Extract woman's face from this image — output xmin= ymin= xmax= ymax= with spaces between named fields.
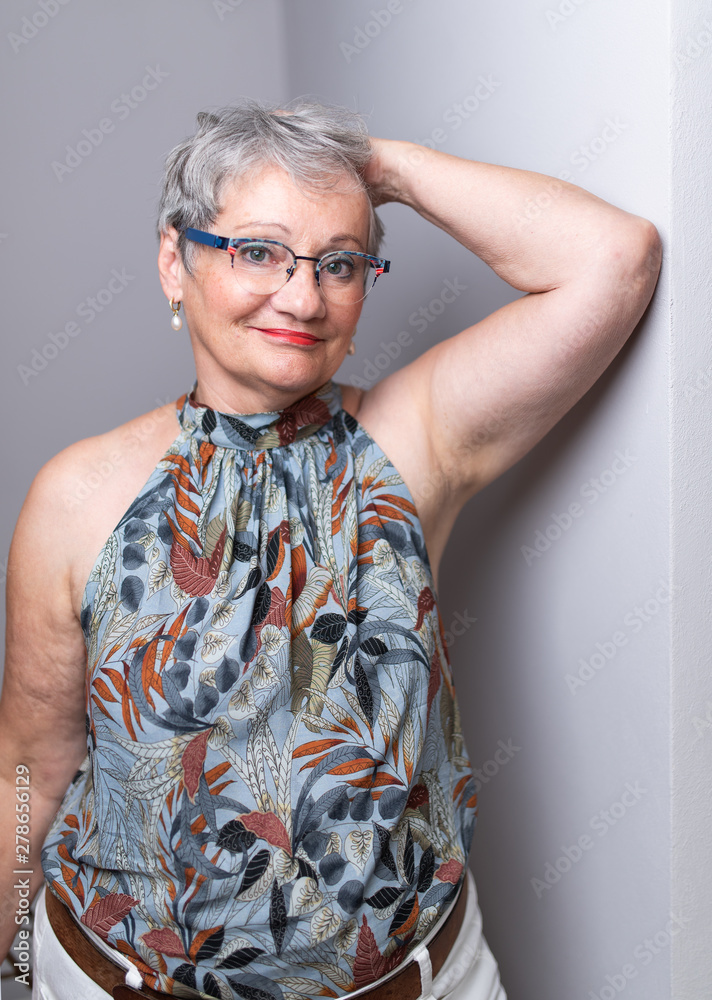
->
xmin=160 ymin=164 xmax=372 ymax=405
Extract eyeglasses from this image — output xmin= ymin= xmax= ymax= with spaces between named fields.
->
xmin=183 ymin=227 xmax=390 ymax=305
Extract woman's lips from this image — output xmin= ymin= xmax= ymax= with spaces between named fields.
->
xmin=254 ymin=327 xmax=320 ymax=345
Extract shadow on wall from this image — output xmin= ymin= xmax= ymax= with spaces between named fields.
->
xmin=439 ymin=328 xmax=649 ymax=992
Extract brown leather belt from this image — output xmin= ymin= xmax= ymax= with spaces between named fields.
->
xmin=44 ymin=889 xmax=164 ymax=1000
xmin=45 ymin=880 xmax=467 ymax=1000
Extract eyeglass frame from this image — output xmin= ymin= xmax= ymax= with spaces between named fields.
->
xmin=182 ymin=227 xmax=391 ymax=300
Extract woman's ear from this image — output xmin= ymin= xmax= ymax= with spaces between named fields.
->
xmin=157 ymin=227 xmax=186 ymax=302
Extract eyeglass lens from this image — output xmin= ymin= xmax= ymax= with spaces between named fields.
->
xmin=231 ymin=242 xmax=378 ymax=303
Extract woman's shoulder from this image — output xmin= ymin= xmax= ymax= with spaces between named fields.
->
xmin=31 ymin=399 xmax=180 ymax=506
xmin=20 ymin=398 xmax=182 ymax=619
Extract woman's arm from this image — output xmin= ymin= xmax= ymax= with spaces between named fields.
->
xmin=366 ymin=138 xmax=660 ymax=292
xmin=0 ymin=457 xmax=89 ymax=960
xmin=362 ymin=139 xmax=662 ymax=501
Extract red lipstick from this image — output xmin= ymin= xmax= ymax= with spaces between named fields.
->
xmin=255 ymin=327 xmax=320 ymax=346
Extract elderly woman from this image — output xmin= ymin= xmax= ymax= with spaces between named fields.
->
xmin=0 ymin=100 xmax=660 ymax=1000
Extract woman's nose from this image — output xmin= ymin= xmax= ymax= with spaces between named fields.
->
xmin=269 ymin=260 xmax=326 ymax=318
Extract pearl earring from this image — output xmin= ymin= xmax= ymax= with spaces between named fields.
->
xmin=169 ymin=298 xmax=183 ymax=331
xmin=347 ymin=339 xmax=356 ymax=355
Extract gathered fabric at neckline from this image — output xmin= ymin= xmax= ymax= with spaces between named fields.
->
xmin=176 ymin=377 xmax=344 ymax=450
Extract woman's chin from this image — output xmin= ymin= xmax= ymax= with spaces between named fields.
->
xmin=215 ymin=354 xmax=338 ymax=392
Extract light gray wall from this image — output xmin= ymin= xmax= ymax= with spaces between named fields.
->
xmin=2 ymin=2 xmax=700 ymax=998
xmin=670 ymin=1 xmax=712 ymax=997
xmin=0 ymin=0 xmax=287 ymax=550
xmin=284 ymin=4 xmax=671 ymax=1000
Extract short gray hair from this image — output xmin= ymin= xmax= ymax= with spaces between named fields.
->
xmin=156 ymin=98 xmax=385 ymax=273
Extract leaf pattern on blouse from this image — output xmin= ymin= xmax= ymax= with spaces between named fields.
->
xmin=41 ymin=377 xmax=477 ymax=999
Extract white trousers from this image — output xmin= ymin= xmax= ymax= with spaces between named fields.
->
xmin=32 ymin=872 xmax=507 ymax=1000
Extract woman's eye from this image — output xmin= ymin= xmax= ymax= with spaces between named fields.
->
xmin=325 ymin=256 xmax=355 ymax=277
xmin=237 ymin=244 xmax=275 ymax=265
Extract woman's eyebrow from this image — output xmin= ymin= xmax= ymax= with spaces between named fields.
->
xmin=327 ymin=233 xmax=366 ymax=250
xmin=227 ymin=222 xmax=366 ymax=251
xmin=231 ymin=220 xmax=291 ymax=234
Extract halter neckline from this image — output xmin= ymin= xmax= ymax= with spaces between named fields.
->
xmin=175 ymin=378 xmax=343 ymax=450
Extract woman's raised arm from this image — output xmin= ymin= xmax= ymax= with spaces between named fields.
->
xmin=361 ymin=139 xmax=662 ymax=504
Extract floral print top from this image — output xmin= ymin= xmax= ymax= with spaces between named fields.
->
xmin=41 ymin=377 xmax=477 ymax=1000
